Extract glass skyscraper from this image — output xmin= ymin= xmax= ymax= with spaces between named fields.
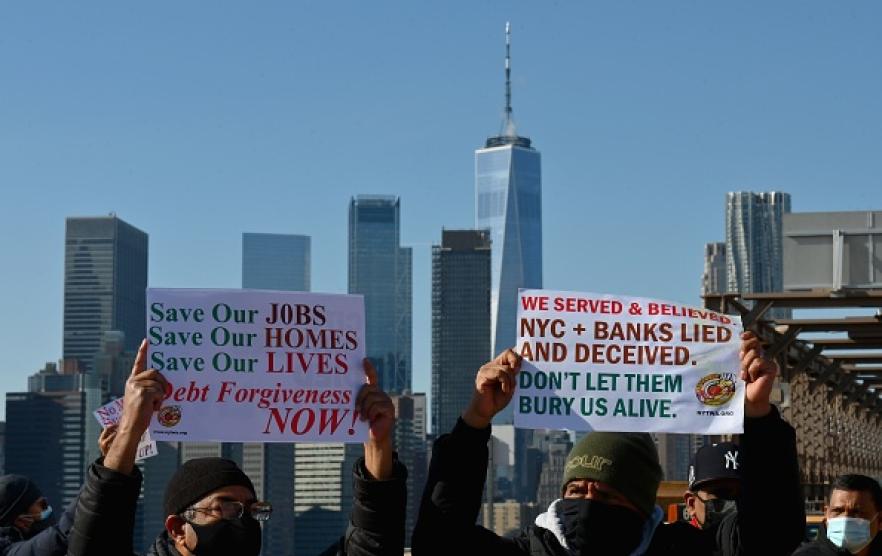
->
xmin=348 ymin=195 xmax=412 ymax=394
xmin=475 ymin=23 xmax=542 ymax=420
xmin=242 ymin=233 xmax=310 ymax=291
xmin=431 ymin=230 xmax=491 ymax=436
xmin=63 ymin=216 xmax=148 ymax=372
xmin=725 ymin=191 xmax=791 ymax=318
xmin=239 ymin=232 xmax=313 ymax=555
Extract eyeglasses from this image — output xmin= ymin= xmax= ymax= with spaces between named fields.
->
xmin=183 ymin=501 xmax=272 ymax=522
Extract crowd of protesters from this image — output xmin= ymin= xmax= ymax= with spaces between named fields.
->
xmin=1 ymin=332 xmax=880 ymax=555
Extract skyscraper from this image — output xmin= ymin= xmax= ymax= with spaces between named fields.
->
xmin=240 ymin=232 xmax=311 ymax=555
xmin=242 ymin=233 xmax=310 ymax=291
xmin=475 ymin=23 xmax=542 ymax=365
xmin=6 ymin=363 xmax=102 ymax=507
xmin=431 ymin=230 xmax=491 ymax=436
xmin=475 ymin=26 xmax=541 ymax=499
xmin=391 ymin=391 xmax=428 ymax=543
xmin=63 ymin=216 xmax=148 ymax=372
xmin=702 ymin=242 xmax=727 ymax=296
xmin=725 ymin=192 xmax=791 ymax=318
xmin=348 ymin=195 xmax=412 ymax=394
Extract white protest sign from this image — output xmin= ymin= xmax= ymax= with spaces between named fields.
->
xmin=93 ymin=398 xmax=158 ymax=461
xmin=145 ymin=289 xmax=368 ymax=443
xmin=515 ymin=289 xmax=744 ymax=434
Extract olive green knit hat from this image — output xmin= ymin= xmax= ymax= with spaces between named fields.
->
xmin=561 ymin=431 xmax=663 ymax=516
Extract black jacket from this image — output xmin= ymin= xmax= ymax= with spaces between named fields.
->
xmin=0 ymin=496 xmax=77 ymax=556
xmin=66 ymin=456 xmax=407 ymax=556
xmin=792 ymin=535 xmax=882 ymax=556
xmin=412 ymin=406 xmax=804 ymax=556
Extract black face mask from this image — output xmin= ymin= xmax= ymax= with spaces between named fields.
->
xmin=559 ymin=498 xmax=646 ymax=556
xmin=699 ymin=498 xmax=737 ymax=530
xmin=188 ymin=516 xmax=262 ymax=556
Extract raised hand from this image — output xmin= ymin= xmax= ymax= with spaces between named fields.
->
xmin=356 ymin=358 xmax=396 ymax=480
xmin=105 ymin=339 xmax=169 ymax=474
xmin=462 ymin=348 xmax=522 ymax=429
xmin=740 ymin=331 xmax=778 ymax=418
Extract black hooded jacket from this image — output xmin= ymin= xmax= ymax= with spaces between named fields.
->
xmin=412 ymin=406 xmax=804 ymax=556
xmin=66 ymin=456 xmax=407 ymax=556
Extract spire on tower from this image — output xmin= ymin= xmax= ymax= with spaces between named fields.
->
xmin=486 ymin=22 xmax=531 ymax=148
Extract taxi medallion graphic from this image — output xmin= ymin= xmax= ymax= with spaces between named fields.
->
xmin=158 ymin=405 xmax=182 ymax=428
xmin=695 ymin=373 xmax=736 ymax=406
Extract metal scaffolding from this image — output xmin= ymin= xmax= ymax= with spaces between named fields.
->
xmin=703 ymin=289 xmax=882 ymax=502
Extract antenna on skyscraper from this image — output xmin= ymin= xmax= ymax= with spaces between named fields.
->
xmin=502 ymin=22 xmax=516 ymax=137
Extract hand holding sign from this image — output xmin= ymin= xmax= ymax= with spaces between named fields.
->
xmin=106 ymin=339 xmax=169 ymax=475
xmin=357 ymin=359 xmax=396 ymax=480
xmin=740 ymin=331 xmax=778 ymax=418
xmin=462 ymin=349 xmax=523 ymax=429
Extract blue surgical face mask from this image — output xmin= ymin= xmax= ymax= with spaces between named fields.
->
xmin=827 ymin=516 xmax=874 ymax=554
xmin=38 ymin=506 xmax=52 ymax=521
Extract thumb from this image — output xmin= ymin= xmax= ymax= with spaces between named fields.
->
xmin=363 ymin=358 xmax=379 ymax=387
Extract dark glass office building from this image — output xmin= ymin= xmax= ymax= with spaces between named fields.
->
xmin=63 ymin=216 xmax=148 ymax=371
xmin=431 ymin=230 xmax=491 ymax=436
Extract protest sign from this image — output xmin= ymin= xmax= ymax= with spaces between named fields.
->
xmin=145 ymin=288 xmax=368 ymax=443
xmin=515 ymin=289 xmax=744 ymax=434
xmin=93 ymin=398 xmax=158 ymax=461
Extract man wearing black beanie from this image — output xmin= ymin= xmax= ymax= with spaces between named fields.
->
xmin=67 ymin=339 xmax=407 ymax=556
xmin=412 ymin=331 xmax=804 ymax=556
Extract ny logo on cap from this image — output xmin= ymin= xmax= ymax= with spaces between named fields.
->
xmin=724 ymin=450 xmax=739 ymax=470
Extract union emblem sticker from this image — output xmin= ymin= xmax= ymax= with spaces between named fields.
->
xmin=158 ymin=405 xmax=182 ymax=428
xmin=694 ymin=373 xmax=736 ymax=406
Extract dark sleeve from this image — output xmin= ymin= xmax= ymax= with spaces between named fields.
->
xmin=336 ymin=456 xmax=408 ymax=556
xmin=410 ymin=418 xmax=526 ymax=556
xmin=1 ymin=492 xmax=81 ymax=556
xmin=66 ymin=458 xmax=142 ymax=556
xmin=723 ymin=405 xmax=804 ymax=556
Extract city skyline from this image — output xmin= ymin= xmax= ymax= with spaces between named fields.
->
xmin=2 ymin=2 xmax=882 ymax=419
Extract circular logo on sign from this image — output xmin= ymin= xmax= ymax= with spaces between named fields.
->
xmin=158 ymin=405 xmax=182 ymax=428
xmin=695 ymin=373 xmax=736 ymax=406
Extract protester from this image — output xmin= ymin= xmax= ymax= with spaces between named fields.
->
xmin=0 ymin=474 xmax=76 ymax=556
xmin=412 ymin=331 xmax=805 ymax=556
xmin=683 ymin=441 xmax=741 ymax=530
xmin=67 ymin=338 xmax=407 ymax=556
xmin=793 ymin=474 xmax=882 ymax=556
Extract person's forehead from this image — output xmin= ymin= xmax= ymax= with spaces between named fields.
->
xmin=829 ymin=489 xmax=877 ymax=511
xmin=197 ymin=485 xmax=254 ymax=505
xmin=567 ymin=479 xmax=622 ymax=494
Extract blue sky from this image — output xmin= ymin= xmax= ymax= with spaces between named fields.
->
xmin=1 ymin=2 xmax=881 ymax=419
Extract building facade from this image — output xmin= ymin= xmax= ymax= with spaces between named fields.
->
xmin=242 ymin=233 xmax=311 ymax=291
xmin=725 ymin=191 xmax=791 ymax=318
xmin=348 ymin=195 xmax=412 ymax=394
xmin=431 ymin=230 xmax=491 ymax=437
xmin=241 ymin=231 xmax=313 ymax=555
xmin=63 ymin=216 xmax=148 ymax=372
xmin=702 ymin=242 xmax=727 ymax=296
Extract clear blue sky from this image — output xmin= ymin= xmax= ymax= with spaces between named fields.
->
xmin=2 ymin=2 xmax=881 ymax=420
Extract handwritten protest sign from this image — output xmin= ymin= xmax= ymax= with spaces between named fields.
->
xmin=515 ymin=289 xmax=744 ymax=434
xmin=93 ymin=398 xmax=158 ymax=461
xmin=145 ymin=288 xmax=368 ymax=443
